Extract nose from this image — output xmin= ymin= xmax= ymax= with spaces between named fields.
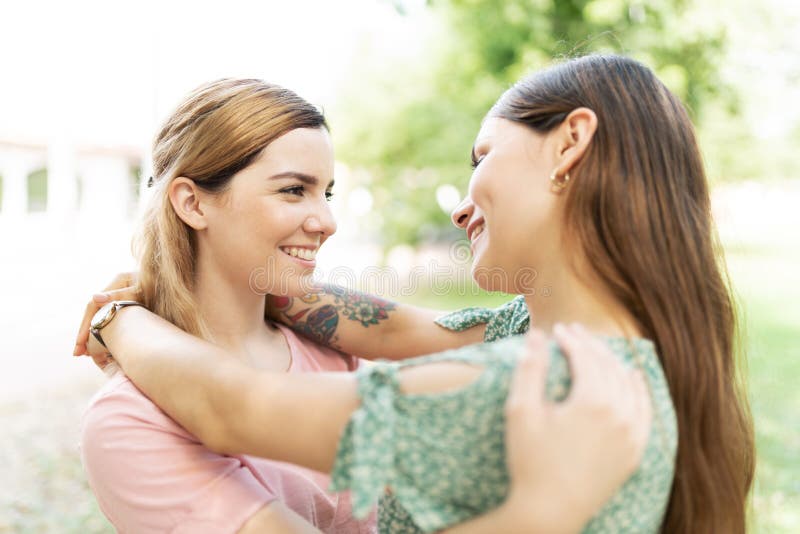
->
xmin=304 ymin=198 xmax=338 ymax=237
xmin=450 ymin=196 xmax=475 ymax=229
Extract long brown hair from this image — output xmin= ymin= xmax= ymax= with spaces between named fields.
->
xmin=135 ymin=78 xmax=326 ymax=339
xmin=492 ymin=55 xmax=754 ymax=532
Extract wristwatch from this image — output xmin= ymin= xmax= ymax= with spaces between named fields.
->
xmin=90 ymin=300 xmax=144 ymax=349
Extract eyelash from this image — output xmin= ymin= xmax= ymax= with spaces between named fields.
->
xmin=471 ymin=155 xmax=484 ymax=170
xmin=281 ymin=185 xmax=334 ymax=201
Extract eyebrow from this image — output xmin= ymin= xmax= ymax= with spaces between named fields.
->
xmin=269 ymin=171 xmax=334 ymax=188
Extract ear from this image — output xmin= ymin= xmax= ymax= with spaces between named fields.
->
xmin=554 ymin=107 xmax=598 ymax=175
xmin=168 ymin=177 xmax=208 ymax=230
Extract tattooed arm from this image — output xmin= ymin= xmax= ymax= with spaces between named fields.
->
xmin=267 ymin=285 xmax=485 ymax=360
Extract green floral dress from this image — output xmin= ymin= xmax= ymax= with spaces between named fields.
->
xmin=330 ymin=296 xmax=678 ymax=533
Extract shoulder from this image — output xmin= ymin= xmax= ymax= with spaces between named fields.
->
xmin=80 ymin=367 xmax=195 ymax=469
xmin=82 ymin=366 xmax=186 ymax=434
xmin=81 ymin=371 xmax=277 ymax=533
xmin=83 ymin=368 xmax=150 ymax=421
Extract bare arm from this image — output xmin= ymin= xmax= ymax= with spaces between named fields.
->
xmin=238 ymin=502 xmax=322 ymax=534
xmin=95 ymin=306 xmax=489 ymax=472
xmin=89 ymin=308 xmax=648 ymax=534
xmin=267 ymin=284 xmax=486 ymax=360
xmin=440 ymin=495 xmax=577 ymax=534
xmin=75 ymin=277 xmax=485 ymax=361
xmin=95 ymin=305 xmax=359 ymax=473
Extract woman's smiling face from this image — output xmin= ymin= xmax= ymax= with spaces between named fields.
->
xmin=452 ymin=117 xmax=563 ymax=293
xmin=200 ymin=127 xmax=337 ymax=297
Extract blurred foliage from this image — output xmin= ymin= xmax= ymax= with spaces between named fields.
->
xmin=333 ymin=0 xmax=799 ymax=251
xmin=334 ymin=0 xmax=731 ymax=250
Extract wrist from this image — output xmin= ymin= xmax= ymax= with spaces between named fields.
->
xmin=504 ymin=486 xmax=586 ymax=534
xmin=99 ymin=305 xmax=144 ymax=364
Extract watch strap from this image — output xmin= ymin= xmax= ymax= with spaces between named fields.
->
xmin=91 ymin=300 xmax=144 ymax=349
xmin=90 ymin=328 xmax=107 ymax=349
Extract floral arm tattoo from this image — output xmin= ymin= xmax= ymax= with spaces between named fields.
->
xmin=269 ymin=285 xmax=398 ymax=350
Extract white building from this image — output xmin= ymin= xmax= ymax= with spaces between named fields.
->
xmin=0 ymin=138 xmax=145 ymax=223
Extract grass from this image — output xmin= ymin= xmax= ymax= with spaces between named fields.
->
xmin=0 ymin=380 xmax=112 ymax=533
xmin=1 ymin=247 xmax=795 ymax=532
xmin=727 ymin=250 xmax=800 ymax=532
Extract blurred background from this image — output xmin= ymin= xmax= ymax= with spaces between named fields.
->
xmin=1 ymin=0 xmax=797 ymax=531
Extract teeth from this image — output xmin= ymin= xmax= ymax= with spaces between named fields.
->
xmin=472 ymin=223 xmax=485 ymax=240
xmin=282 ymin=247 xmax=317 ymax=260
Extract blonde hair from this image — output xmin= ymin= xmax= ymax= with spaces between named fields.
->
xmin=134 ymin=78 xmax=327 ymax=339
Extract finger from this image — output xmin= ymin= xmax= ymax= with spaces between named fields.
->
xmin=103 ymin=272 xmax=137 ymax=292
xmin=97 ymin=287 xmax=142 ymax=303
xmin=573 ymin=323 xmax=621 ymax=371
xmin=74 ymin=301 xmax=99 ymax=351
xmin=508 ymin=330 xmax=548 ymax=404
xmin=553 ymin=323 xmax=599 ymax=400
xmin=567 ymin=323 xmax=622 ymax=405
xmin=521 ymin=329 xmax=549 ymax=404
xmin=76 ymin=286 xmax=143 ymax=353
xmin=506 ymin=330 xmax=549 ymax=417
xmin=86 ymin=331 xmax=110 ymax=365
xmin=92 ymin=271 xmax=140 ymax=306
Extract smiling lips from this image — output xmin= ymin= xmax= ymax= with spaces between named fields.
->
xmin=466 ymin=218 xmax=486 ymax=243
xmin=280 ymin=246 xmax=318 ymax=261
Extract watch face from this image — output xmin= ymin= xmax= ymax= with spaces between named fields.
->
xmin=91 ymin=301 xmax=116 ymax=329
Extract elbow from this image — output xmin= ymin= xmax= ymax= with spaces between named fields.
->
xmin=191 ymin=409 xmax=244 ymax=456
xmin=195 ymin=374 xmax=251 ymax=456
xmin=199 ymin=427 xmax=236 ymax=456
xmin=195 ymin=361 xmax=277 ymax=458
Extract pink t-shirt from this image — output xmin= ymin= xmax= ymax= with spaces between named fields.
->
xmin=80 ymin=323 xmax=377 ymax=534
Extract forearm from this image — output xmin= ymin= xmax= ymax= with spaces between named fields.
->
xmin=442 ymin=491 xmax=584 ymax=534
xmin=102 ymin=306 xmax=358 ymax=472
xmin=270 ymin=284 xmax=484 ymax=360
xmin=440 ymin=500 xmax=532 ymax=534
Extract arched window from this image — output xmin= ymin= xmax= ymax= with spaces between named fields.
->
xmin=27 ymin=168 xmax=48 ymax=212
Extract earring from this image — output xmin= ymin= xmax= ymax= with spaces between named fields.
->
xmin=550 ymin=169 xmax=570 ymax=192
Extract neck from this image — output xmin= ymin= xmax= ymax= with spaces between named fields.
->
xmin=193 ymin=251 xmax=283 ymax=359
xmin=522 ymin=260 xmax=640 ymax=338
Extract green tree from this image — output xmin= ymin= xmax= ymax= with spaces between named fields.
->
xmin=333 ymin=0 xmax=730 ymax=250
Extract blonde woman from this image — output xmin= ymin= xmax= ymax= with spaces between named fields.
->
xmin=78 ymin=55 xmax=754 ymax=533
xmin=78 ymin=78 xmax=651 ymax=534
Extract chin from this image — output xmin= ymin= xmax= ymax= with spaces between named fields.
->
xmin=248 ymin=264 xmax=317 ymax=297
xmin=470 ymin=258 xmax=511 ymax=294
xmin=283 ymin=273 xmax=318 ymax=297
xmin=472 ymin=250 xmax=533 ymax=294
